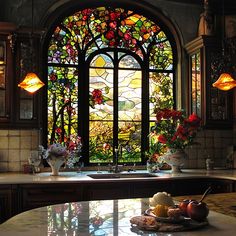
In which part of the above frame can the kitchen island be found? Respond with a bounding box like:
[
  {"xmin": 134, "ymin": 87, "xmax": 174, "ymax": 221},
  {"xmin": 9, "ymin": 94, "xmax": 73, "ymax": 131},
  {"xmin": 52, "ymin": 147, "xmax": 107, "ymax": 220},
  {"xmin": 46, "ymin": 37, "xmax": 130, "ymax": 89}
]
[{"xmin": 0, "ymin": 196, "xmax": 236, "ymax": 236}]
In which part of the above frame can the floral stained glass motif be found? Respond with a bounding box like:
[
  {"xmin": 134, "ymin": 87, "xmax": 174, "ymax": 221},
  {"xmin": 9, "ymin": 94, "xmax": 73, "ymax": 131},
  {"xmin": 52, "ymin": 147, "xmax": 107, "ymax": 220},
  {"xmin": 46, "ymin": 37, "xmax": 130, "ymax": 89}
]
[
  {"xmin": 149, "ymin": 72, "xmax": 174, "ymax": 119},
  {"xmin": 48, "ymin": 66, "xmax": 78, "ymax": 144},
  {"xmin": 89, "ymin": 52, "xmax": 142, "ymax": 163},
  {"xmin": 47, "ymin": 6, "xmax": 174, "ymax": 163}
]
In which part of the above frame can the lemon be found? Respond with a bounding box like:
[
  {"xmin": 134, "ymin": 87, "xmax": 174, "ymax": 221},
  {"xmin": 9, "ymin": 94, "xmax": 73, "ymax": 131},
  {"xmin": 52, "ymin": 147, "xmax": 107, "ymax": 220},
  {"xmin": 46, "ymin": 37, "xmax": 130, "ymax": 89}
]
[{"xmin": 152, "ymin": 204, "xmax": 169, "ymax": 217}]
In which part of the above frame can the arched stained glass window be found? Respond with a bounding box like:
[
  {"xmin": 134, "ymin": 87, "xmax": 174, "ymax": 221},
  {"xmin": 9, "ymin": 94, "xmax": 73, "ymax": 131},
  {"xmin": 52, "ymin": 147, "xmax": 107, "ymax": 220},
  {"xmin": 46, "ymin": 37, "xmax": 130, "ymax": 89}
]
[{"xmin": 47, "ymin": 6, "xmax": 175, "ymax": 164}]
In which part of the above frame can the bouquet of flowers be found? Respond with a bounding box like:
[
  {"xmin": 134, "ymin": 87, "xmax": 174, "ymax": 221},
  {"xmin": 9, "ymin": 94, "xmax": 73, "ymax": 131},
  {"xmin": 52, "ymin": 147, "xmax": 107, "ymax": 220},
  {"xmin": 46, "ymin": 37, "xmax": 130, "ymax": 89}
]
[
  {"xmin": 150, "ymin": 108, "xmax": 201, "ymax": 151},
  {"xmin": 44, "ymin": 143, "xmax": 69, "ymax": 159},
  {"xmin": 67, "ymin": 137, "xmax": 83, "ymax": 169}
]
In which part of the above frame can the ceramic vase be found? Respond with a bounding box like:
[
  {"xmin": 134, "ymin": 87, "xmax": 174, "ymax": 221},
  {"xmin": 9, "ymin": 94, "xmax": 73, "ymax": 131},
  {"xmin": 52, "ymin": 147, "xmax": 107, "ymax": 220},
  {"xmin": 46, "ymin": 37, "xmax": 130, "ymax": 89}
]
[
  {"xmin": 161, "ymin": 148, "xmax": 187, "ymax": 173},
  {"xmin": 47, "ymin": 155, "xmax": 65, "ymax": 176}
]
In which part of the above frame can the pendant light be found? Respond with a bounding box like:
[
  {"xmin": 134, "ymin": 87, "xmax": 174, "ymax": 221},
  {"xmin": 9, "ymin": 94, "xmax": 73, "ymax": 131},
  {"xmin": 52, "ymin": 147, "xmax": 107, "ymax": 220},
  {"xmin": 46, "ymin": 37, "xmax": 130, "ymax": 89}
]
[
  {"xmin": 212, "ymin": 0, "xmax": 236, "ymax": 91},
  {"xmin": 18, "ymin": 0, "xmax": 44, "ymax": 93}
]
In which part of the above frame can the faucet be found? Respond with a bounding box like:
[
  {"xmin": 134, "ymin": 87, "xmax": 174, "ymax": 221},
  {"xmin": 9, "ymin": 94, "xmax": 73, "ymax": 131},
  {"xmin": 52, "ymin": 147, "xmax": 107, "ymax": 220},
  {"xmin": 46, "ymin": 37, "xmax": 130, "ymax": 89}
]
[{"xmin": 111, "ymin": 146, "xmax": 122, "ymax": 173}]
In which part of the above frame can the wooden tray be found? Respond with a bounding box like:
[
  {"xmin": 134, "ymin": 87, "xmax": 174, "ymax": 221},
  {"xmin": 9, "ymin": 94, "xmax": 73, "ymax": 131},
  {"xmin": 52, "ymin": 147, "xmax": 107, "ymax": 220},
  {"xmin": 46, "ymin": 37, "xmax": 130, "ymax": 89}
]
[{"xmin": 130, "ymin": 215, "xmax": 208, "ymax": 232}]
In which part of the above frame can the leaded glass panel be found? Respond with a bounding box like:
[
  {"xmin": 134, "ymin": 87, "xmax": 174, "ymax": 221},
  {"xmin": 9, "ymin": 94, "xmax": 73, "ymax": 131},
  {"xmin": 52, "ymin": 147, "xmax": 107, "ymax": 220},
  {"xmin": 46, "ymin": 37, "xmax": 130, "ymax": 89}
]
[
  {"xmin": 118, "ymin": 70, "xmax": 141, "ymax": 121},
  {"xmin": 149, "ymin": 72, "xmax": 174, "ymax": 120},
  {"xmin": 48, "ymin": 66, "xmax": 78, "ymax": 144},
  {"xmin": 47, "ymin": 6, "xmax": 175, "ymax": 164},
  {"xmin": 149, "ymin": 40, "xmax": 173, "ymax": 70}
]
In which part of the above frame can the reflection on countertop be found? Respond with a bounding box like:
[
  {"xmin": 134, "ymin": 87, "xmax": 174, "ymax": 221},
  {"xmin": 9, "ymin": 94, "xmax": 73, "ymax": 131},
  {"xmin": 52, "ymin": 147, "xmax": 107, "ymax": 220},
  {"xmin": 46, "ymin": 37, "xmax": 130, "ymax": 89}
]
[{"xmin": 0, "ymin": 197, "xmax": 236, "ymax": 236}]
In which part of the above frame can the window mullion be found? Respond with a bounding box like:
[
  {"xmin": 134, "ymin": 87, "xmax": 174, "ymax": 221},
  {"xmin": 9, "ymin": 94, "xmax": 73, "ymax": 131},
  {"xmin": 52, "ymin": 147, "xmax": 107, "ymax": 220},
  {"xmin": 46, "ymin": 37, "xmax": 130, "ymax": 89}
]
[{"xmin": 113, "ymin": 51, "xmax": 119, "ymax": 162}]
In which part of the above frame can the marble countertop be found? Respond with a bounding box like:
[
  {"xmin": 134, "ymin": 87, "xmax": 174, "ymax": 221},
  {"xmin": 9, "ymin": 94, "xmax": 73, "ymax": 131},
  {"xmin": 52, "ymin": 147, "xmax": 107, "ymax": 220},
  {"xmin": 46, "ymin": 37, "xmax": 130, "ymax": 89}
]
[
  {"xmin": 0, "ymin": 197, "xmax": 236, "ymax": 236},
  {"xmin": 1, "ymin": 169, "xmax": 236, "ymax": 184}
]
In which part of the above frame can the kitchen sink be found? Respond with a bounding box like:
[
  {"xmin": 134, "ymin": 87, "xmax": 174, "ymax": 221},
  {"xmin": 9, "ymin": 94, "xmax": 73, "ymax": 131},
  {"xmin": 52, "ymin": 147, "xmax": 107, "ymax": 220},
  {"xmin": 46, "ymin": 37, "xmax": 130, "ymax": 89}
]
[{"xmin": 87, "ymin": 172, "xmax": 157, "ymax": 179}]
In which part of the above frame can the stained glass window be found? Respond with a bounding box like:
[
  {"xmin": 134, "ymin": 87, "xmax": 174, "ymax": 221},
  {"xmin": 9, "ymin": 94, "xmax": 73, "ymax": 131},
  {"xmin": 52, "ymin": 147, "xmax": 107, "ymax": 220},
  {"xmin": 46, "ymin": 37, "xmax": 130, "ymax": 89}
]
[{"xmin": 47, "ymin": 6, "xmax": 174, "ymax": 164}]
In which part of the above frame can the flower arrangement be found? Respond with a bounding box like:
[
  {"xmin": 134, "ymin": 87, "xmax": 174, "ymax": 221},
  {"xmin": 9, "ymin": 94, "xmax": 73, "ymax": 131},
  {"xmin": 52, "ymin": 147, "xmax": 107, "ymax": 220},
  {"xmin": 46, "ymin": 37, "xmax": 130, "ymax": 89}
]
[
  {"xmin": 150, "ymin": 108, "xmax": 201, "ymax": 152},
  {"xmin": 67, "ymin": 136, "xmax": 83, "ymax": 169},
  {"xmin": 44, "ymin": 143, "xmax": 69, "ymax": 159}
]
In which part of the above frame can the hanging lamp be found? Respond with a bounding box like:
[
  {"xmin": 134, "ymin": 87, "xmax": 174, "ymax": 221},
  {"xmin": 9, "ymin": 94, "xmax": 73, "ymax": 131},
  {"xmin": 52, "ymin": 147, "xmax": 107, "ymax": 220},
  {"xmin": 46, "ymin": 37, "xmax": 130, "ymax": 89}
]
[
  {"xmin": 18, "ymin": 0, "xmax": 44, "ymax": 93},
  {"xmin": 212, "ymin": 0, "xmax": 236, "ymax": 91},
  {"xmin": 18, "ymin": 72, "xmax": 45, "ymax": 93},
  {"xmin": 212, "ymin": 73, "xmax": 236, "ymax": 91}
]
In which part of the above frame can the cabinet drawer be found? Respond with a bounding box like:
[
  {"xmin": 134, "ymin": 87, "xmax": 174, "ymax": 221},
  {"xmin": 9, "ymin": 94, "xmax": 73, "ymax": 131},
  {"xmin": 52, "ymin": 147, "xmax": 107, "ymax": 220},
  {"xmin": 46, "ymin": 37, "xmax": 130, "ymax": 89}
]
[{"xmin": 20, "ymin": 184, "xmax": 83, "ymax": 210}]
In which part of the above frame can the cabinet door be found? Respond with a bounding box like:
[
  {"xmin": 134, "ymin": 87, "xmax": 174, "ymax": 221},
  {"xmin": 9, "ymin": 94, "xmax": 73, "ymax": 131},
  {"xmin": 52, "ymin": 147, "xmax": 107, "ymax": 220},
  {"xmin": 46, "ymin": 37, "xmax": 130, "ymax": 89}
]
[
  {"xmin": 20, "ymin": 184, "xmax": 83, "ymax": 211},
  {"xmin": 0, "ymin": 23, "xmax": 42, "ymax": 128},
  {"xmin": 0, "ymin": 186, "xmax": 12, "ymax": 223},
  {"xmin": 0, "ymin": 34, "xmax": 13, "ymax": 123},
  {"xmin": 15, "ymin": 33, "xmax": 41, "ymax": 127},
  {"xmin": 185, "ymin": 35, "xmax": 233, "ymax": 128}
]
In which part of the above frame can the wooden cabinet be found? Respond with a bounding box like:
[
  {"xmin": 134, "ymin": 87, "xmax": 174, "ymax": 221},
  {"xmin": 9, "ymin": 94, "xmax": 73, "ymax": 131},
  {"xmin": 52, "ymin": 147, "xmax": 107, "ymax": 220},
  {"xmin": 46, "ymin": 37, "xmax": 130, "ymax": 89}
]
[
  {"xmin": 0, "ymin": 23, "xmax": 15, "ymax": 124},
  {"xmin": 0, "ymin": 22, "xmax": 42, "ymax": 128},
  {"xmin": 185, "ymin": 35, "xmax": 233, "ymax": 129},
  {"xmin": 19, "ymin": 184, "xmax": 84, "ymax": 211},
  {"xmin": 0, "ymin": 185, "xmax": 17, "ymax": 223},
  {"xmin": 84, "ymin": 182, "xmax": 131, "ymax": 200}
]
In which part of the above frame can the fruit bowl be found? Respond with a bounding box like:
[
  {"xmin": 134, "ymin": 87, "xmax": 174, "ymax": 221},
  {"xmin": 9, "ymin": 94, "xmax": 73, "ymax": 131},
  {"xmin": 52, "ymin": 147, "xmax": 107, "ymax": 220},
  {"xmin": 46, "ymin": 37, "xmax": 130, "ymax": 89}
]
[{"xmin": 144, "ymin": 208, "xmax": 191, "ymax": 224}]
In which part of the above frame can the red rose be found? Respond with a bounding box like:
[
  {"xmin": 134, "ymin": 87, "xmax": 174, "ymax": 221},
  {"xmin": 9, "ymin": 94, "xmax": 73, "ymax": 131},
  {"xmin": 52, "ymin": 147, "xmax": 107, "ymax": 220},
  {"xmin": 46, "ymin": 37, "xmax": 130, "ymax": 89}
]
[
  {"xmin": 158, "ymin": 135, "xmax": 167, "ymax": 144},
  {"xmin": 188, "ymin": 113, "xmax": 200, "ymax": 122}
]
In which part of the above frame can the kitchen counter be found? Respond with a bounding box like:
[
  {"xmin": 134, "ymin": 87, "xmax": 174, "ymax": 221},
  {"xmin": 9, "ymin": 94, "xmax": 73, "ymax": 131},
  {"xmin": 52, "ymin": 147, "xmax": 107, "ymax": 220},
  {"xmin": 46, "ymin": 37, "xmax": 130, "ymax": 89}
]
[
  {"xmin": 0, "ymin": 197, "xmax": 236, "ymax": 236},
  {"xmin": 1, "ymin": 169, "xmax": 236, "ymax": 224},
  {"xmin": 174, "ymin": 192, "xmax": 236, "ymax": 218},
  {"xmin": 0, "ymin": 169, "xmax": 236, "ymax": 184}
]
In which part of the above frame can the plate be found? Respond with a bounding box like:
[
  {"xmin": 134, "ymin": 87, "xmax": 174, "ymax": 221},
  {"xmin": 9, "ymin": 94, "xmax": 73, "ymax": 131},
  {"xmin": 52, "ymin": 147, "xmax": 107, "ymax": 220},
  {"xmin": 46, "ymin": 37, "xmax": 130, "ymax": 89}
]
[{"xmin": 144, "ymin": 208, "xmax": 191, "ymax": 224}]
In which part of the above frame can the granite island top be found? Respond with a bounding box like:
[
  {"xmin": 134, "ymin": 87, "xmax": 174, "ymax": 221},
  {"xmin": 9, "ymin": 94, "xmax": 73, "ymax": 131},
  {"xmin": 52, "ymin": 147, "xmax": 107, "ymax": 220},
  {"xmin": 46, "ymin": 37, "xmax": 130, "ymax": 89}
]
[
  {"xmin": 0, "ymin": 196, "xmax": 236, "ymax": 236},
  {"xmin": 1, "ymin": 169, "xmax": 236, "ymax": 184}
]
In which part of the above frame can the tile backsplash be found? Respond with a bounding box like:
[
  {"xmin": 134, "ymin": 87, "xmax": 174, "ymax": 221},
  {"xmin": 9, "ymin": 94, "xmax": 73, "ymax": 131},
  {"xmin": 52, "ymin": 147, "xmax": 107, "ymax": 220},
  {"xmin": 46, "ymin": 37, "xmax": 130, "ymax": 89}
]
[
  {"xmin": 0, "ymin": 129, "xmax": 234, "ymax": 172},
  {"xmin": 0, "ymin": 129, "xmax": 39, "ymax": 172}
]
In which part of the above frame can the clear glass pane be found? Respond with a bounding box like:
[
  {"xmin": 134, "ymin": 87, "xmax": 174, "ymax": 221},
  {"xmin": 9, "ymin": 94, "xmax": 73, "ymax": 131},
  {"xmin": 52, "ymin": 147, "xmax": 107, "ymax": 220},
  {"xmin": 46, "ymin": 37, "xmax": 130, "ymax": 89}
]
[{"xmin": 20, "ymin": 99, "xmax": 33, "ymax": 119}]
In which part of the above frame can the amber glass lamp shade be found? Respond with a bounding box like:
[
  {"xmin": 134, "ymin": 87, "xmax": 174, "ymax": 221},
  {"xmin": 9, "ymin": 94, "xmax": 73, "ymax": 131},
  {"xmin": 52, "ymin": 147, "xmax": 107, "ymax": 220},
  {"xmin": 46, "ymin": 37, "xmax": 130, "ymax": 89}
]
[
  {"xmin": 18, "ymin": 73, "xmax": 45, "ymax": 93},
  {"xmin": 212, "ymin": 73, "xmax": 236, "ymax": 91}
]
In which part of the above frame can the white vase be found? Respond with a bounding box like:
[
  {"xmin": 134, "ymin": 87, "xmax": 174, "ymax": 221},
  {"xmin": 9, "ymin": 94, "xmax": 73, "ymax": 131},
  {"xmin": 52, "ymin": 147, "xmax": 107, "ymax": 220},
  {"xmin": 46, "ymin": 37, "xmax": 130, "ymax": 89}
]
[
  {"xmin": 47, "ymin": 155, "xmax": 65, "ymax": 176},
  {"xmin": 161, "ymin": 149, "xmax": 187, "ymax": 173},
  {"xmin": 146, "ymin": 160, "xmax": 159, "ymax": 173}
]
